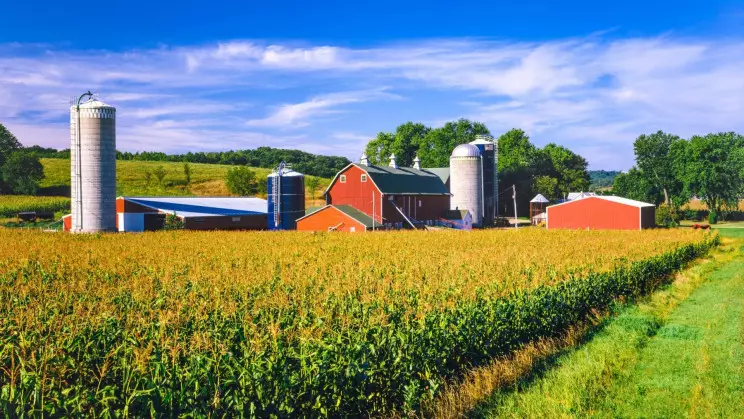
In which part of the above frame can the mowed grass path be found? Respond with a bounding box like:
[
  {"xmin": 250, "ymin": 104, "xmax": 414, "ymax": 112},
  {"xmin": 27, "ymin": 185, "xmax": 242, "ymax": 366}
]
[{"xmin": 474, "ymin": 226, "xmax": 744, "ymax": 418}]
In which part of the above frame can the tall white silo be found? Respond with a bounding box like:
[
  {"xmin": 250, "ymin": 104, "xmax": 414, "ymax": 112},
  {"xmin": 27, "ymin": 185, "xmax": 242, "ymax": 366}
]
[
  {"xmin": 70, "ymin": 94, "xmax": 117, "ymax": 232},
  {"xmin": 450, "ymin": 143, "xmax": 484, "ymax": 226}
]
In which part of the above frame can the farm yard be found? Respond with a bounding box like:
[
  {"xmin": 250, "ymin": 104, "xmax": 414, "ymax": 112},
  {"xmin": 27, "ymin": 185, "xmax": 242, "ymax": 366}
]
[{"xmin": 0, "ymin": 228, "xmax": 716, "ymax": 416}]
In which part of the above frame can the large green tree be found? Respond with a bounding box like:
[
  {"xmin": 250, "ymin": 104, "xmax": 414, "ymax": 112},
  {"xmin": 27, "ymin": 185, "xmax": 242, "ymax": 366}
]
[
  {"xmin": 1, "ymin": 151, "xmax": 45, "ymax": 195},
  {"xmin": 418, "ymin": 119, "xmax": 490, "ymax": 167},
  {"xmin": 674, "ymin": 132, "xmax": 744, "ymax": 216},
  {"xmin": 0, "ymin": 123, "xmax": 22, "ymax": 190},
  {"xmin": 497, "ymin": 129, "xmax": 538, "ymax": 216},
  {"xmin": 633, "ymin": 131, "xmax": 684, "ymax": 205},
  {"xmin": 612, "ymin": 167, "xmax": 663, "ymax": 203},
  {"xmin": 539, "ymin": 143, "xmax": 591, "ymax": 198},
  {"xmin": 364, "ymin": 122, "xmax": 430, "ymax": 166},
  {"xmin": 364, "ymin": 119, "xmax": 489, "ymax": 168}
]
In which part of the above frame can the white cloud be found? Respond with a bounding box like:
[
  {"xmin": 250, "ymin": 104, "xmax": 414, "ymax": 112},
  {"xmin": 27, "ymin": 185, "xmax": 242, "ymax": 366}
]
[{"xmin": 0, "ymin": 35, "xmax": 742, "ymax": 167}]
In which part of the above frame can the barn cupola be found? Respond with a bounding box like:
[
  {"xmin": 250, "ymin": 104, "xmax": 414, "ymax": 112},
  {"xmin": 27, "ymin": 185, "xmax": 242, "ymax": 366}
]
[
  {"xmin": 360, "ymin": 151, "xmax": 369, "ymax": 166},
  {"xmin": 388, "ymin": 153, "xmax": 398, "ymax": 169},
  {"xmin": 412, "ymin": 154, "xmax": 421, "ymax": 170}
]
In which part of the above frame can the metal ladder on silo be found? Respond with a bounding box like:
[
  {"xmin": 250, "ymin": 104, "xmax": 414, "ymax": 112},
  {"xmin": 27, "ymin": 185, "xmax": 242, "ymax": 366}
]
[{"xmin": 272, "ymin": 163, "xmax": 283, "ymax": 228}]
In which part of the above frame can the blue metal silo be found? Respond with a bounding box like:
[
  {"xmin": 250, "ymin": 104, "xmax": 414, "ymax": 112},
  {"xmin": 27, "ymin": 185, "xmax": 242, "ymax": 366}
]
[{"xmin": 267, "ymin": 162, "xmax": 306, "ymax": 230}]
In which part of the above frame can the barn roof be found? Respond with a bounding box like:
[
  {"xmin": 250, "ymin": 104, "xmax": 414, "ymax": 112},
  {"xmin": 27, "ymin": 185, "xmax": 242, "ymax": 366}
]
[
  {"xmin": 120, "ymin": 196, "xmax": 268, "ymax": 218},
  {"xmin": 423, "ymin": 167, "xmax": 450, "ymax": 185},
  {"xmin": 355, "ymin": 163, "xmax": 449, "ymax": 194},
  {"xmin": 324, "ymin": 163, "xmax": 449, "ymax": 197},
  {"xmin": 298, "ymin": 204, "xmax": 384, "ymax": 229}
]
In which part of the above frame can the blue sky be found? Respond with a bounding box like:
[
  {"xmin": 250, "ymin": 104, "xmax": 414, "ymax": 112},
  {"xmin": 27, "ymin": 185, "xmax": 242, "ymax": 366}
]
[{"xmin": 1, "ymin": 0, "xmax": 743, "ymax": 169}]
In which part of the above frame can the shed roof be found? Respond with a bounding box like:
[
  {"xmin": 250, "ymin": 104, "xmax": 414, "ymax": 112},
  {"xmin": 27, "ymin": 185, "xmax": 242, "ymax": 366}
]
[
  {"xmin": 121, "ymin": 196, "xmax": 268, "ymax": 218},
  {"xmin": 297, "ymin": 204, "xmax": 384, "ymax": 229},
  {"xmin": 443, "ymin": 209, "xmax": 471, "ymax": 220},
  {"xmin": 531, "ymin": 194, "xmax": 549, "ymax": 203}
]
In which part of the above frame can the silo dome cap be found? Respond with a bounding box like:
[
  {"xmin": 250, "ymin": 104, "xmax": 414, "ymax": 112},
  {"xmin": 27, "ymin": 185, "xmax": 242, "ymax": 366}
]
[
  {"xmin": 451, "ymin": 143, "xmax": 481, "ymax": 158},
  {"xmin": 77, "ymin": 99, "xmax": 115, "ymax": 109}
]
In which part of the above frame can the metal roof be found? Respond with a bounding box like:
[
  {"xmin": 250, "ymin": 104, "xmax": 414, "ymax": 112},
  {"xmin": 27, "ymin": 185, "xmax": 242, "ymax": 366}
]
[
  {"xmin": 350, "ymin": 163, "xmax": 450, "ymax": 195},
  {"xmin": 547, "ymin": 195, "xmax": 654, "ymax": 209},
  {"xmin": 296, "ymin": 204, "xmax": 384, "ymax": 229},
  {"xmin": 469, "ymin": 137, "xmax": 495, "ymax": 145},
  {"xmin": 121, "ymin": 196, "xmax": 268, "ymax": 218},
  {"xmin": 530, "ymin": 194, "xmax": 549, "ymax": 203},
  {"xmin": 451, "ymin": 143, "xmax": 481, "ymax": 158},
  {"xmin": 423, "ymin": 167, "xmax": 450, "ymax": 184},
  {"xmin": 566, "ymin": 192, "xmax": 596, "ymax": 201}
]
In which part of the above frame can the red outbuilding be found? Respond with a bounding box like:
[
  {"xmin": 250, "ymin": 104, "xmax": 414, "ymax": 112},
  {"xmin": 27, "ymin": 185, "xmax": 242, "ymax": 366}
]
[
  {"xmin": 301, "ymin": 157, "xmax": 450, "ymax": 231},
  {"xmin": 546, "ymin": 195, "xmax": 655, "ymax": 230}
]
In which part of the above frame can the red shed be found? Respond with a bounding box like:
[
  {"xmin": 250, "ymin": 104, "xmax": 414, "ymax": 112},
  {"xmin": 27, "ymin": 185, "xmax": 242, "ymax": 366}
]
[
  {"xmin": 296, "ymin": 205, "xmax": 384, "ymax": 232},
  {"xmin": 324, "ymin": 161, "xmax": 450, "ymax": 229},
  {"xmin": 546, "ymin": 196, "xmax": 655, "ymax": 230}
]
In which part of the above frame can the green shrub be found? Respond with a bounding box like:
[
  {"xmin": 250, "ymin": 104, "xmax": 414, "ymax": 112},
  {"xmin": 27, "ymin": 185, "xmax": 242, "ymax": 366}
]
[
  {"xmin": 708, "ymin": 210, "xmax": 718, "ymax": 224},
  {"xmin": 655, "ymin": 204, "xmax": 680, "ymax": 227}
]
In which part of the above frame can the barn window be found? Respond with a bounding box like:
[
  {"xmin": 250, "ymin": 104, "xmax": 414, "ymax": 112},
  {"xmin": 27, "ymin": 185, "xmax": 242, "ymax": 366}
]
[
  {"xmin": 418, "ymin": 200, "xmax": 422, "ymax": 207},
  {"xmin": 361, "ymin": 174, "xmax": 367, "ymax": 182},
  {"xmin": 340, "ymin": 175, "xmax": 346, "ymax": 183},
  {"xmin": 232, "ymin": 217, "xmax": 241, "ymax": 222},
  {"xmin": 192, "ymin": 218, "xmax": 205, "ymax": 223}
]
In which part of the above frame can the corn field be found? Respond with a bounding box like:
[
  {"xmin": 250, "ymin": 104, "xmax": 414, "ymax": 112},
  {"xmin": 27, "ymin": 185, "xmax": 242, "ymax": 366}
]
[
  {"xmin": 0, "ymin": 228, "xmax": 716, "ymax": 416},
  {"xmin": 0, "ymin": 195, "xmax": 70, "ymax": 218}
]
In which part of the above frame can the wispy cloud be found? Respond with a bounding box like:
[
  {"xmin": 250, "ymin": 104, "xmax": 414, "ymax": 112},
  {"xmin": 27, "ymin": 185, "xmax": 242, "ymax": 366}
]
[
  {"xmin": 246, "ymin": 89, "xmax": 401, "ymax": 128},
  {"xmin": 0, "ymin": 35, "xmax": 742, "ymax": 168}
]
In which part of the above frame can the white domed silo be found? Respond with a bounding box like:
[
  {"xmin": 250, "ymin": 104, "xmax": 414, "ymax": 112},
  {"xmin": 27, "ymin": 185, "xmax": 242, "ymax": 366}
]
[
  {"xmin": 450, "ymin": 143, "xmax": 484, "ymax": 226},
  {"xmin": 70, "ymin": 94, "xmax": 117, "ymax": 232}
]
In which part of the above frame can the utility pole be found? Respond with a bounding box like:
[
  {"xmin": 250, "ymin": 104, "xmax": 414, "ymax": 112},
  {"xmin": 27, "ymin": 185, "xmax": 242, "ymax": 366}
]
[{"xmin": 513, "ymin": 184, "xmax": 518, "ymax": 229}]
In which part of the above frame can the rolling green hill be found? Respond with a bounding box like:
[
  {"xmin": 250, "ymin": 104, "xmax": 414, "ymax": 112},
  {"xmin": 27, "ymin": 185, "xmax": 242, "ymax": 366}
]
[{"xmin": 39, "ymin": 158, "xmax": 329, "ymax": 197}]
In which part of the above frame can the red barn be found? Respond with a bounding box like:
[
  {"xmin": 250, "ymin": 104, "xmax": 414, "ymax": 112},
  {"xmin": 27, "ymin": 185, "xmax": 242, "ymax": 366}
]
[
  {"xmin": 300, "ymin": 160, "xmax": 450, "ymax": 231},
  {"xmin": 546, "ymin": 196, "xmax": 655, "ymax": 230}
]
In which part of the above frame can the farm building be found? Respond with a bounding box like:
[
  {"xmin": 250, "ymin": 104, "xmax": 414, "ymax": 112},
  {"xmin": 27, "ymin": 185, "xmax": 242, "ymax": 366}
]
[
  {"xmin": 115, "ymin": 197, "xmax": 268, "ymax": 231},
  {"xmin": 296, "ymin": 205, "xmax": 385, "ymax": 232},
  {"xmin": 315, "ymin": 154, "xmax": 450, "ymax": 230},
  {"xmin": 546, "ymin": 195, "xmax": 655, "ymax": 230}
]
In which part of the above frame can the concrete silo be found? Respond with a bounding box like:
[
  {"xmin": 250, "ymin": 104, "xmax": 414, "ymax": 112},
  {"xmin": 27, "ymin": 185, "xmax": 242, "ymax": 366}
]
[
  {"xmin": 469, "ymin": 135, "xmax": 496, "ymax": 226},
  {"xmin": 450, "ymin": 143, "xmax": 484, "ymax": 226},
  {"xmin": 70, "ymin": 93, "xmax": 117, "ymax": 232}
]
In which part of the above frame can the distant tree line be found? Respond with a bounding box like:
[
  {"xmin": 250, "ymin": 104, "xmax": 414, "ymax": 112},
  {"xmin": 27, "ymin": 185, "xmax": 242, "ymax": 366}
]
[
  {"xmin": 34, "ymin": 146, "xmax": 351, "ymax": 179},
  {"xmin": 588, "ymin": 170, "xmax": 621, "ymax": 190},
  {"xmin": 612, "ymin": 131, "xmax": 744, "ymax": 224}
]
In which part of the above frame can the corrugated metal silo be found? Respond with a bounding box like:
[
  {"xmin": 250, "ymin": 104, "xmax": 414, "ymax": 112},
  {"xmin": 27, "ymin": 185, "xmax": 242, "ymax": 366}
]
[
  {"xmin": 70, "ymin": 95, "xmax": 117, "ymax": 232},
  {"xmin": 268, "ymin": 163, "xmax": 305, "ymax": 230},
  {"xmin": 470, "ymin": 135, "xmax": 496, "ymax": 226},
  {"xmin": 450, "ymin": 143, "xmax": 483, "ymax": 226}
]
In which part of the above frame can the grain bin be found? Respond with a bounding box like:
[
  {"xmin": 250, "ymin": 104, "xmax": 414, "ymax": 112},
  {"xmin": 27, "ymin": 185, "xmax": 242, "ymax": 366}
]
[
  {"xmin": 70, "ymin": 93, "xmax": 117, "ymax": 233},
  {"xmin": 450, "ymin": 143, "xmax": 483, "ymax": 226},
  {"xmin": 470, "ymin": 135, "xmax": 496, "ymax": 226},
  {"xmin": 267, "ymin": 163, "xmax": 305, "ymax": 230}
]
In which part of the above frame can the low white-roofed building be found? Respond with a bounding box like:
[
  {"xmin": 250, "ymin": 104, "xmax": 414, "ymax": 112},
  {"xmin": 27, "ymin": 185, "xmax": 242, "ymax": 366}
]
[{"xmin": 116, "ymin": 196, "xmax": 268, "ymax": 231}]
